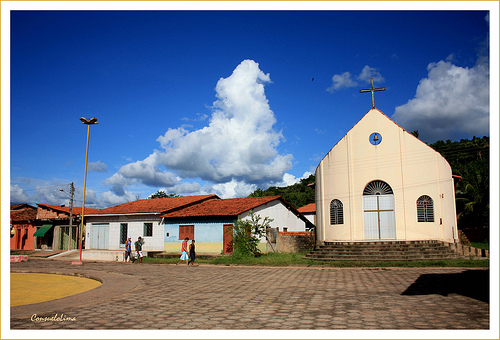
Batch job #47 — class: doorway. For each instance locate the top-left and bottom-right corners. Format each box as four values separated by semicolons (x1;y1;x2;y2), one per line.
363;181;396;239
223;224;233;254
92;224;109;249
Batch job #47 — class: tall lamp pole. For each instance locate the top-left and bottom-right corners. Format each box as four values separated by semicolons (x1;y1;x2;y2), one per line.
72;117;98;265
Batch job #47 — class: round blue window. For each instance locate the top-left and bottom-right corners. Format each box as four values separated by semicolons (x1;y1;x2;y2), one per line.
369;132;382;145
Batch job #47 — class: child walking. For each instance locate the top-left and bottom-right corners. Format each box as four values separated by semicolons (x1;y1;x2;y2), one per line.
176;237;189;265
188;240;196;266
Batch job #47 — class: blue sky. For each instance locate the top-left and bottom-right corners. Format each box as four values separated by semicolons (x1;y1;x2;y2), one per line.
4;3;497;209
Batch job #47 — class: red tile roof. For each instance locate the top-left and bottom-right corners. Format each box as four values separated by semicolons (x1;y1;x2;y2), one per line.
37;203;102;215
162;196;284;218
11;203;33;210
10;204;37;221
298;203;316;214
90;195;219;215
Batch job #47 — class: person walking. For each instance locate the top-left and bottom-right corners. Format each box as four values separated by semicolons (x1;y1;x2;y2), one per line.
176;237;189;265
188;240;196;266
132;236;143;263
124;237;132;263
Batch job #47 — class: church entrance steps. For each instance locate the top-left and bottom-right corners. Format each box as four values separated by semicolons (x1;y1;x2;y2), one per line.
304;240;463;261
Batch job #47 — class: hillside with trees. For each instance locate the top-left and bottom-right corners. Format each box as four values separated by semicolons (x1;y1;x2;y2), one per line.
248;174;316;209
429;136;489;231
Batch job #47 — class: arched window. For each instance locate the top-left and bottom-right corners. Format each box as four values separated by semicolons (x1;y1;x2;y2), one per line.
330;199;344;225
417;195;434;222
363;180;394;195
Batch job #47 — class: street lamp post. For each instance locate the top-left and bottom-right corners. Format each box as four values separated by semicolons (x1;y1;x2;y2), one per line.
72;117;98;265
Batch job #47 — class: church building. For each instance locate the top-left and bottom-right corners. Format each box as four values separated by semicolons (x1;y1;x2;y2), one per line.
315;81;458;244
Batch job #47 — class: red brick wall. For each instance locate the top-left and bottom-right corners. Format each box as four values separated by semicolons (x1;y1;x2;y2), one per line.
37;207;68;219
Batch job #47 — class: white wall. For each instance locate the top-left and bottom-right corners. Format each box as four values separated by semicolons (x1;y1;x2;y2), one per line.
86;214;164;251
238;199;308;234
303;213;315;225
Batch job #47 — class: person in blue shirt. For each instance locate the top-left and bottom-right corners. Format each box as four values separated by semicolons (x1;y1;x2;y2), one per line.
124;237;132;263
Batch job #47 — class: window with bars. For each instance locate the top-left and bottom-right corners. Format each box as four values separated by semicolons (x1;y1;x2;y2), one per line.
120;223;128;245
330;199;344;225
143;222;153;237
179;225;194;240
417;195;434;222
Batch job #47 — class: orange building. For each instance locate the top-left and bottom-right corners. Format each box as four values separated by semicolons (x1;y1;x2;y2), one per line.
10;204;37;250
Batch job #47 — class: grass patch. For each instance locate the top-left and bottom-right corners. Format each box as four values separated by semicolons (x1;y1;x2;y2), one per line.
470;241;489;250
143;252;489;268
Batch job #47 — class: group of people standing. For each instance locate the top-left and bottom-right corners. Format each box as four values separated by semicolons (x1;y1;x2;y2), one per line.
124;236;196;266
177;237;196;266
125;236;143;263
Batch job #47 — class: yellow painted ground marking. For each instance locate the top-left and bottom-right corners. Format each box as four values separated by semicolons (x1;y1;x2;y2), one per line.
10;273;101;307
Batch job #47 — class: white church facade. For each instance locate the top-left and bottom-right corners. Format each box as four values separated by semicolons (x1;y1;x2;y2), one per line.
315;108;458;244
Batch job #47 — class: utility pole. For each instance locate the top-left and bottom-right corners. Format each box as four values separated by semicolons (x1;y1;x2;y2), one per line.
61;183;75;250
69;182;74;251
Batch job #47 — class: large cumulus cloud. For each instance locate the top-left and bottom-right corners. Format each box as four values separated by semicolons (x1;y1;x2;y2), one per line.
103;60;293;201
392;59;489;142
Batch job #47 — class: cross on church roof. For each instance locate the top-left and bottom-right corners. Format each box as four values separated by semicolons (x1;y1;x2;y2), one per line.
359;78;385;109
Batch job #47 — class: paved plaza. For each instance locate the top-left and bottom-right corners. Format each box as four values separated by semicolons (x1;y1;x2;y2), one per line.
10;258;490;331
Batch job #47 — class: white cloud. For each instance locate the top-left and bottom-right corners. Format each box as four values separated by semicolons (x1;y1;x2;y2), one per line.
88;161;108;172
10;184;30;204
392;58;489;142
10;180;99;208
104;153;180;196
358;65;384;83
327;66;384;93
274;171;313;188
99;190;139;206
181;113;208;122
210;179;258;199
326;72;357;93
165;182;201;195
104;60;293;198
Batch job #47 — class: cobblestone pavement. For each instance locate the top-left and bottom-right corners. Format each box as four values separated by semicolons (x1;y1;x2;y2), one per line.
10;259;490;330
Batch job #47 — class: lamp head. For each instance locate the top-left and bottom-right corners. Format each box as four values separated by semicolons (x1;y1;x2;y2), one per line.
80;117;99;125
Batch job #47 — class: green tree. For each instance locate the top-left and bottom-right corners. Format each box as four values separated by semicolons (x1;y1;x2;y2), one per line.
430;136;489;231
230;211;273;257
148;190;180;199
455;161;489;229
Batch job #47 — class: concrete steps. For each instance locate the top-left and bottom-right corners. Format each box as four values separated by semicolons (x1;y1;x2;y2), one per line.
48;250;134;262
304;240;461;261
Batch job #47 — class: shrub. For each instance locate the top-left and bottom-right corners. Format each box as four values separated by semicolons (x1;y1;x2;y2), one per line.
230;211;273;257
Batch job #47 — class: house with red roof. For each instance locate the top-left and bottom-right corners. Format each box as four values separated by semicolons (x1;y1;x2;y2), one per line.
34;203;102;251
80;194;312;256
297;203;316;226
10;202;101;252
10;204;38;250
84;195;219;253
161;196;314;254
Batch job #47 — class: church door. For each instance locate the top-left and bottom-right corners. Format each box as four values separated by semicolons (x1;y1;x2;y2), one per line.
363;181;396;239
